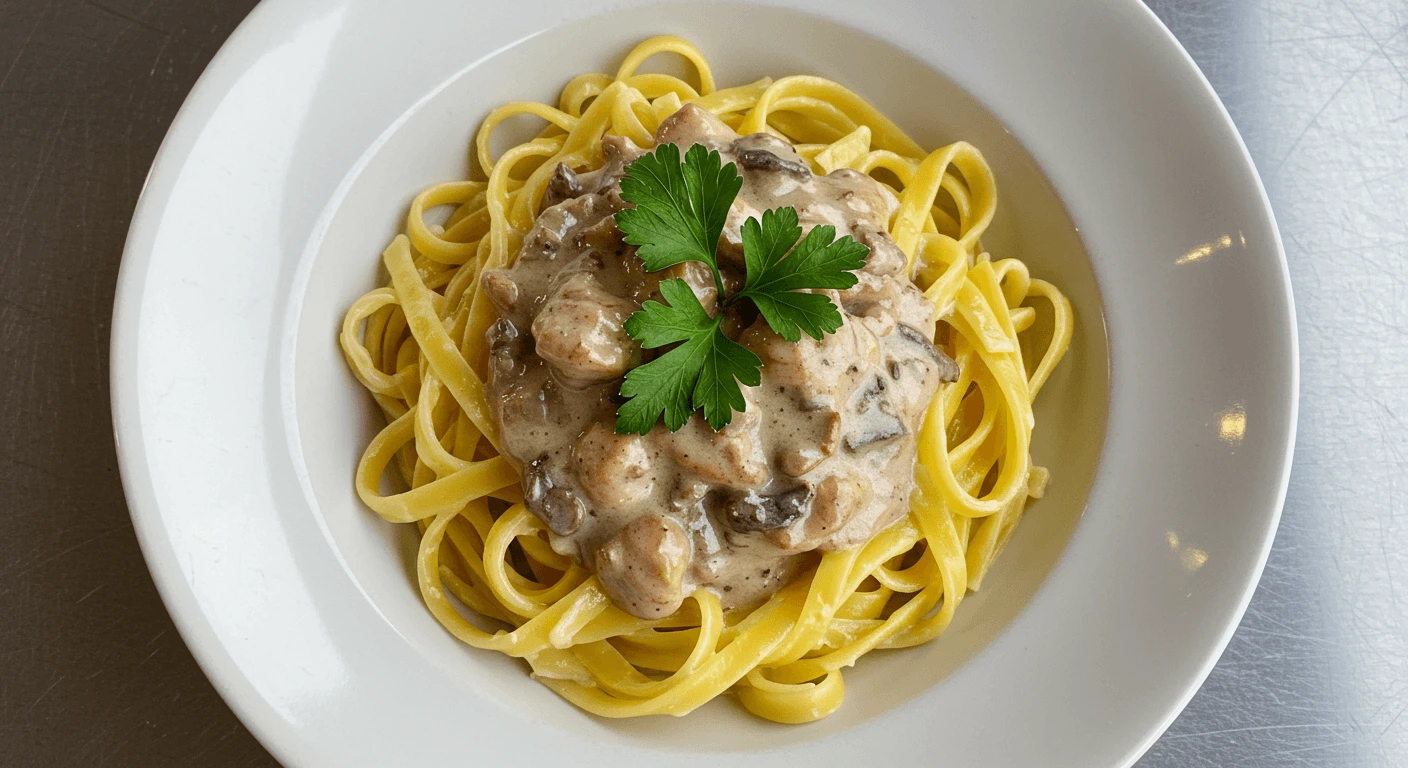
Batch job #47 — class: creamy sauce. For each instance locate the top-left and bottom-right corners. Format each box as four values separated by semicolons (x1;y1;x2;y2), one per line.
481;105;958;619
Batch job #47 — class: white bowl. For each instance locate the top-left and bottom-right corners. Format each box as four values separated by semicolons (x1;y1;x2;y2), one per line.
111;1;1296;766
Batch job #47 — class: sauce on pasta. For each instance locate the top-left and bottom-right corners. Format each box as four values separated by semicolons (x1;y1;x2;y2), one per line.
339;35;1073;723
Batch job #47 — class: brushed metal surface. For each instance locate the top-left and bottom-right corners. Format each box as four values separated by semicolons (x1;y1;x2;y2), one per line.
1140;1;1408;765
0;0;1402;765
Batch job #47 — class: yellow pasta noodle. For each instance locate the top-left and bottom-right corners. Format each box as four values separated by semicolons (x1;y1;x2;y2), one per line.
339;35;1073;723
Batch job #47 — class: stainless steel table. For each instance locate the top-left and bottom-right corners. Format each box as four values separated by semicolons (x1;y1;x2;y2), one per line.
1;1;1403;765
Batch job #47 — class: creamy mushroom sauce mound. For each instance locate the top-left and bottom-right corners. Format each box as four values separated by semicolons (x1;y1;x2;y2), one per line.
481;105;960;620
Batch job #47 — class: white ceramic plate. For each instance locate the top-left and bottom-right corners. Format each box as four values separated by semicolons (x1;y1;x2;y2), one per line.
111;0;1296;765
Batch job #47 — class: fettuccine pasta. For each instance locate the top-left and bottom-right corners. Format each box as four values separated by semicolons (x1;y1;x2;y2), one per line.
339;36;1072;723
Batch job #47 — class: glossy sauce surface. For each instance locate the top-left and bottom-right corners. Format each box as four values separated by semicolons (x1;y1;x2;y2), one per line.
483;105;956;618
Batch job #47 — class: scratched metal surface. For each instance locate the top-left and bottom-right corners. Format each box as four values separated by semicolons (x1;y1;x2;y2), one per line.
0;0;1404;765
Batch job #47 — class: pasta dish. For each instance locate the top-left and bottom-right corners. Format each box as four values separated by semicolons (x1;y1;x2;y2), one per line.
339;36;1072;723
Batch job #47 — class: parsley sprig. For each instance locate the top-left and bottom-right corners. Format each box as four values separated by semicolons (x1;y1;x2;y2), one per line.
612;142;869;435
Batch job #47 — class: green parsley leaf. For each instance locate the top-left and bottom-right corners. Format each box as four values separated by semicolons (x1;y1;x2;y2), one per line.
615;279;762;434
623;276;714;348
615;333;709;435
692;326;763;431
734;207;870;342
609;142;871;434
614;143;742;295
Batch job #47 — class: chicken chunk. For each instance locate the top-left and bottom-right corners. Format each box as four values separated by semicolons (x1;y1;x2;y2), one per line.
776;410;842;477
662;429;768;491
826;168;899;230
658;402;769;489
574;423;657;508
531;273;638;387
842;270;938;340
655;103;737;150
623;258;718;310
594;514;691;619
717;197;763;267
740;312;880;411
